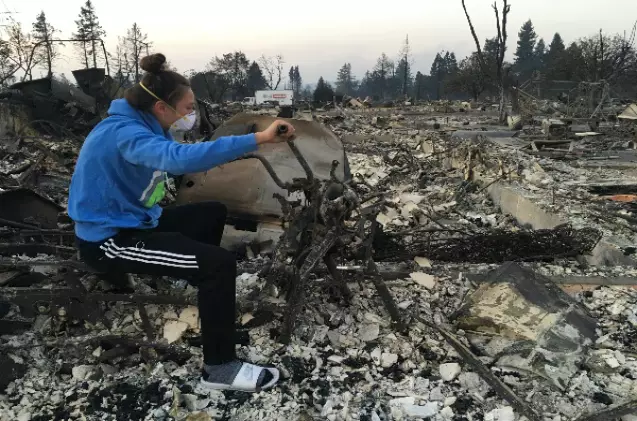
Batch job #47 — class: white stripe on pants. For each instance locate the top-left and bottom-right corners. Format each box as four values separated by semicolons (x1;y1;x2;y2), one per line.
99;238;199;269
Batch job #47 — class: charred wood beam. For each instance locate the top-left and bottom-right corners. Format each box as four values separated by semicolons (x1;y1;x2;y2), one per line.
0;288;197;307
374;227;601;263
239;259;412;282
0;218;42;230
0;319;32;335
0;334;189;357
0;258;89;271
137;304;155;340
366;219;406;331
0;243;76;257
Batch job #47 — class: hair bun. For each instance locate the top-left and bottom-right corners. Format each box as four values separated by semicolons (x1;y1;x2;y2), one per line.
140;53;167;74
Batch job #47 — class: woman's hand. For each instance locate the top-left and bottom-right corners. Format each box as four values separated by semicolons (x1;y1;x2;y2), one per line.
255;120;296;144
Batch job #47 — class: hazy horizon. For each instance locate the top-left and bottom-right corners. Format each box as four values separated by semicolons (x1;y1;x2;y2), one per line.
5;0;637;86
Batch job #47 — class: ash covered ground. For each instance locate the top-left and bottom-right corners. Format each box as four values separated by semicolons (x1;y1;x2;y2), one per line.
1;105;637;421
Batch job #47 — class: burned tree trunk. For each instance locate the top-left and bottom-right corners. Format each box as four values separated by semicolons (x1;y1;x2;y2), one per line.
461;0;511;124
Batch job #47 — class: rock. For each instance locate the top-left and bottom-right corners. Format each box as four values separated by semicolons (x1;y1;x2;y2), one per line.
414;256;432;268
171;367;189;378
50;391;64;405
401;202;419;218
72;365;98;381
381;353;398;368
196;398;211;411
458;372;483;391
614;351;626;365
179;306;200;332
586;351;622;374
444;397;457;407
183;394;198;412
17;410;31;421
327;330;342;347
400;193;425;204
404;402;439;418
429;387;444;401
321;399;334;417
410;272;436;289
359;323;380;342
152;408;168;420
100;364;118;376
485;406;515;421
241;313;255;326
390;397;416;407
371;347;382;365
622;416;637;421
441;406;455;419
376;213;392;227
163;320;190;344
439;363;461;381
605;356;621;369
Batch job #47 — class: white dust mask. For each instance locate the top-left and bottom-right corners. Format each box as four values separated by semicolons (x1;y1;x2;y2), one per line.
171;111;197;132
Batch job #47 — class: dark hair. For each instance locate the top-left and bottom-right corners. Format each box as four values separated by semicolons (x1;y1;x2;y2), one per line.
124;53;191;111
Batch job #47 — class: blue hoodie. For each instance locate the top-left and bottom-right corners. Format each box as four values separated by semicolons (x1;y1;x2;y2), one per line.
68;98;258;242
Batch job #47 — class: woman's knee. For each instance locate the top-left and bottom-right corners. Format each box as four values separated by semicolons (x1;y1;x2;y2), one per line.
199;247;236;275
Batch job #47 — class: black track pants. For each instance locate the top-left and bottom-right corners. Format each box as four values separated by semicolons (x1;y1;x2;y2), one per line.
77;202;236;365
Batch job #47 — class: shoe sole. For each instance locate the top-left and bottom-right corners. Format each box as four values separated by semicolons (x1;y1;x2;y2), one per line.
199;367;280;393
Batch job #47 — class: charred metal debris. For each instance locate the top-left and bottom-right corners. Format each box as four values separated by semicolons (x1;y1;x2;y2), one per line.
1;101;637;421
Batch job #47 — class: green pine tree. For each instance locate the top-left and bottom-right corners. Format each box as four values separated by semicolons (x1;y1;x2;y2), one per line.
246;61;266;93
73;0;106;69
293;66;302;97
514;20;538;79
313;76;334;102
534;38;546;72
546;33;567;80
335;63;357;95
32;11;58;78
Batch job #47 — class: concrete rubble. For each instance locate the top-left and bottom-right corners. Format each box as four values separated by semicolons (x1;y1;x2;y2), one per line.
1;98;637;421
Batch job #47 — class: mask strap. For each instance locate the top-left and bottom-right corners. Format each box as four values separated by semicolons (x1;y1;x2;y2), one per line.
139;82;181;114
139;82;163;103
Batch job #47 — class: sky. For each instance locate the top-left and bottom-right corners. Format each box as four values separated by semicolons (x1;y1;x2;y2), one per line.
4;0;637;86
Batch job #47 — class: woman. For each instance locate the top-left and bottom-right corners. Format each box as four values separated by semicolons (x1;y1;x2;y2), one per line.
68;53;295;392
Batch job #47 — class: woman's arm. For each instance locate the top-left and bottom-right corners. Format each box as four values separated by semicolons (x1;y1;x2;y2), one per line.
116;120;296;175
117;131;258;175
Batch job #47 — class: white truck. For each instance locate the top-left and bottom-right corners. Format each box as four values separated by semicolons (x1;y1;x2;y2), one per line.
255;90;294;106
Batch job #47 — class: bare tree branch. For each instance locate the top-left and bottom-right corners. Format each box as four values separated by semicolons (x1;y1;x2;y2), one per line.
461;0;487;73
258;54;284;90
461;0;511;124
